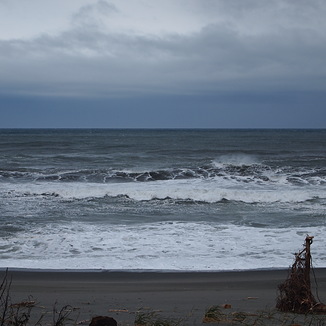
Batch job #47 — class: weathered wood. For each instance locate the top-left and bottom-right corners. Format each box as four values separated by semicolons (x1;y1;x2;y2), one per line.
276;235;325;314
304;236;313;289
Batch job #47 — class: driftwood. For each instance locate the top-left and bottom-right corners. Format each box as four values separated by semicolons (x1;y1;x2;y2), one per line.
276;236;326;314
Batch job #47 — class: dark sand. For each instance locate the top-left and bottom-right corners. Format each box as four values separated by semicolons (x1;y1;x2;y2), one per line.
3;269;326;325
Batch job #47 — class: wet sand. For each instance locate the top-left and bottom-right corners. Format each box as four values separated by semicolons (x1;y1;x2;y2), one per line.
3;269;326;325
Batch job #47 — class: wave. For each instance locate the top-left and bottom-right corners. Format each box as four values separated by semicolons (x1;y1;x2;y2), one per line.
1;161;325;186
213;153;261;167
2;177;325;204
1;154;326;205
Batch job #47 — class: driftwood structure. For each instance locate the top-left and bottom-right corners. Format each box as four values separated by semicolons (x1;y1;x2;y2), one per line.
276;236;326;314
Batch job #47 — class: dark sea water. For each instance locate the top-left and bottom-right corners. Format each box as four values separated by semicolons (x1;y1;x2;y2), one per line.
0;129;325;270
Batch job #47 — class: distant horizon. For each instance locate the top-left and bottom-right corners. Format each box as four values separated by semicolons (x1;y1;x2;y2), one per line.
1;127;326;130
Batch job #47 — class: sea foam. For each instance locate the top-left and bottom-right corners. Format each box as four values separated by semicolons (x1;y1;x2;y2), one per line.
1;221;325;270
2;177;325;204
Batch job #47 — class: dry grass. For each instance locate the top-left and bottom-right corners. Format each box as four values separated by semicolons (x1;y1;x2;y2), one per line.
134;310;183;326
202;306;326;326
0;270;77;326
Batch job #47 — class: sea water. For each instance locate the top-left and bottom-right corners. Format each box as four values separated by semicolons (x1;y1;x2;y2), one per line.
0;129;325;270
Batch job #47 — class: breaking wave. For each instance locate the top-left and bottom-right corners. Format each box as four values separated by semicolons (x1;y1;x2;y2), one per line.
2;176;325;205
1;159;325;187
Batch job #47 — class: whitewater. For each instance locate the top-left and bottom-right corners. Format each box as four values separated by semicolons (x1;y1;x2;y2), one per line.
0;129;325;270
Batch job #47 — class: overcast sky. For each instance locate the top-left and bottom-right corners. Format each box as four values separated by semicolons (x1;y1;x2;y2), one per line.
1;0;326;128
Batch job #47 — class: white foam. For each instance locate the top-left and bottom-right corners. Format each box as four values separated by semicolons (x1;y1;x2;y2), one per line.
2;177;325;204
213;153;260;168
1;221;326;270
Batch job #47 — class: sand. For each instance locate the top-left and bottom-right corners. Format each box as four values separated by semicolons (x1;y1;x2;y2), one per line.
2;268;326;325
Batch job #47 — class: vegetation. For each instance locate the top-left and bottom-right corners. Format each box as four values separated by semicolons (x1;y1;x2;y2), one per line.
2;261;326;326
202;305;226;323
0;270;76;326
202;306;326;325
134;310;183;326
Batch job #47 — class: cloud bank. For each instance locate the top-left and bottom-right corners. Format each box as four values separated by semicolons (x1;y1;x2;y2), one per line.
1;0;326;99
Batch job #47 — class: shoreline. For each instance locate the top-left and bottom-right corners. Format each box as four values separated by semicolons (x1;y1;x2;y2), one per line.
2;268;326;325
0;266;294;272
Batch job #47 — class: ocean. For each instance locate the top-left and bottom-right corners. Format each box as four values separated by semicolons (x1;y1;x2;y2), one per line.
0;129;325;271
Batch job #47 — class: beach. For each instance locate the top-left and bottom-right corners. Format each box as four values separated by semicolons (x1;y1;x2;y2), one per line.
1;129;326;324
3;268;326;325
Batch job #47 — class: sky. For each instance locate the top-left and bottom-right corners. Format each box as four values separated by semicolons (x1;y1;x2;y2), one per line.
1;0;326;128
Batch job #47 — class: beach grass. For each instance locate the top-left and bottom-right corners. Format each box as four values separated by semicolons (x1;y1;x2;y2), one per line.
201;306;326;326
134;310;183;326
1;271;77;326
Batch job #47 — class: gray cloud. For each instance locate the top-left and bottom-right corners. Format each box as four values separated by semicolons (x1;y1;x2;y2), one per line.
0;0;326;98
72;1;118;29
